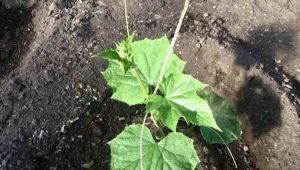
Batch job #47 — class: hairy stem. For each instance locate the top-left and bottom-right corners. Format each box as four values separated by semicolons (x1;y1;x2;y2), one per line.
153;0;189;95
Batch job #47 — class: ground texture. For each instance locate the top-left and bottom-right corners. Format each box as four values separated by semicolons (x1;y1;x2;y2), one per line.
0;0;300;169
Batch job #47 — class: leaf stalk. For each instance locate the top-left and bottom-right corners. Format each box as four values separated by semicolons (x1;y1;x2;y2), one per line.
139;112;149;170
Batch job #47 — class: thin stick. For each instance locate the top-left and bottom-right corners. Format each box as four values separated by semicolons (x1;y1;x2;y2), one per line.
209;127;238;168
139;112;149;170
139;0;189;168
121;1;146;168
123;0;130;37
138;0;190;169
153;0;189;95
122;1;146;169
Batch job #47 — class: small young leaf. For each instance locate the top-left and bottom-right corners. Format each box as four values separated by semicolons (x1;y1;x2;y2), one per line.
200;91;241;144
95;33;135;72
132;36;186;85
116;33;134;60
93;50;119;60
146;74;221;131
102;62;148;105
109;124;199;170
96;50;124;65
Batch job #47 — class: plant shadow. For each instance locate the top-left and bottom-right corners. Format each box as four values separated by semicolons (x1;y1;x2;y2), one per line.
232;24;300;118
180;16;299;169
237;76;282;137
233;24;296;69
203;23;298;170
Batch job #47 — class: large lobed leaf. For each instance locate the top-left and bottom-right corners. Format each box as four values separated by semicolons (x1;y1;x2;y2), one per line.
146;74;220;131
98;36;186;106
200;91;241;144
146;95;181;131
132;36;186;86
102;63;148;105
109;124;199;170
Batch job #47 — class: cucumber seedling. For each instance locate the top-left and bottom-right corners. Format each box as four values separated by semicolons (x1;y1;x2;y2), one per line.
93;0;241;169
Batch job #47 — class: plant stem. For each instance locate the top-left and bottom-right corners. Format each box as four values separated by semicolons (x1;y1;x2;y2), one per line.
209;127;238;169
153;0;189;95
150;112;159;127
123;0;130;37
150;113;165;137
139;112;149;170
139;1;189;169
122;2;147;168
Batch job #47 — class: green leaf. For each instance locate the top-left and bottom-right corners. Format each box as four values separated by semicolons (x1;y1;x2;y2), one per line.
117;33;135;60
93;49;119;60
109;124;199;170
146;95;180;131
146;74;220;131
102;62;148;105
96;50;124;65
200;92;241;144
94;33;135;72
132;36;186;85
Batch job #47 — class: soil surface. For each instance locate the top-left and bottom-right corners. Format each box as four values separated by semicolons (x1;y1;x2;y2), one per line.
0;0;300;170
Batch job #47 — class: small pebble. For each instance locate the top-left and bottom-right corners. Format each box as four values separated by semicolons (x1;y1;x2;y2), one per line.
38;130;44;139
48;2;56;15
203;146;209;154
275;59;281;64
284;78;289;83
61;125;65;133
2;159;7;167
243;145;249;152
82;161;94;169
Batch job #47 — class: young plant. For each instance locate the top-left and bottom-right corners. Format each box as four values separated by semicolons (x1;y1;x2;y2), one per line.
94;0;241;169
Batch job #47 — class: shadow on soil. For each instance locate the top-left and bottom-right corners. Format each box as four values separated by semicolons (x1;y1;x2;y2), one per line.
182;13;293;136
234;24;296;69
232;24;300;119
237;76;282;137
226;23;300;137
182;13;300;169
208;23;299;170
232;24;299;138
0;2;33;78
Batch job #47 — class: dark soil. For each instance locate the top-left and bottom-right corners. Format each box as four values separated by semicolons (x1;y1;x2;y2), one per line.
0;0;300;170
0;2;33;78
